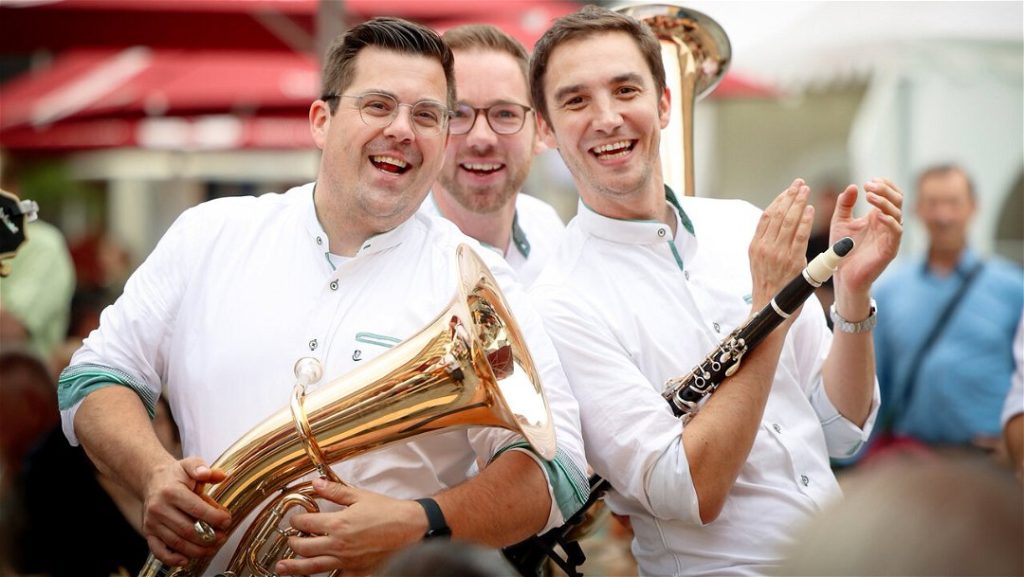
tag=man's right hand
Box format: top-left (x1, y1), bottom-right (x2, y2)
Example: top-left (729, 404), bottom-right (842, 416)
top-left (749, 178), bottom-right (814, 317)
top-left (142, 456), bottom-right (231, 566)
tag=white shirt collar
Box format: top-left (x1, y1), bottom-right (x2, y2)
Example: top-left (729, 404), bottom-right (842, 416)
top-left (303, 182), bottom-right (421, 270)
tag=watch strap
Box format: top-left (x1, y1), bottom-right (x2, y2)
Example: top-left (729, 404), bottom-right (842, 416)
top-left (415, 497), bottom-right (451, 539)
top-left (830, 298), bottom-right (878, 333)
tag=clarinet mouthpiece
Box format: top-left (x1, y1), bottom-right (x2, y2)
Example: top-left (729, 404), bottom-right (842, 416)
top-left (832, 236), bottom-right (854, 257)
top-left (805, 236), bottom-right (855, 286)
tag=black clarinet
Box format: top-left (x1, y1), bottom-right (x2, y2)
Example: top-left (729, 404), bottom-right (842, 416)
top-left (503, 237), bottom-right (855, 577)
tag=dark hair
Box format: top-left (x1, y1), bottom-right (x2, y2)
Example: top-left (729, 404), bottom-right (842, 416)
top-left (530, 5), bottom-right (666, 124)
top-left (443, 24), bottom-right (530, 88)
top-left (916, 163), bottom-right (976, 201)
top-left (320, 17), bottom-right (455, 113)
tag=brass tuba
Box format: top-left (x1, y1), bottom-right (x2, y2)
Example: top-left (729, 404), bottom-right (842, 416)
top-left (139, 244), bottom-right (557, 577)
top-left (614, 2), bottom-right (731, 197)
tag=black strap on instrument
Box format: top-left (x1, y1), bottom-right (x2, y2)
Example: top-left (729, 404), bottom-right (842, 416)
top-left (502, 475), bottom-right (609, 577)
top-left (882, 260), bottom-right (986, 430)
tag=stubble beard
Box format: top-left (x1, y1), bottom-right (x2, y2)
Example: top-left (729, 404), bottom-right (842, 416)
top-left (580, 154), bottom-right (654, 204)
top-left (438, 162), bottom-right (528, 215)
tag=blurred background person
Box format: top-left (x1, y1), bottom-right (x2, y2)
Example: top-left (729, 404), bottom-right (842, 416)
top-left (1, 351), bottom-right (180, 577)
top-left (871, 164), bottom-right (1024, 456)
top-left (1002, 312), bottom-right (1024, 479)
top-left (0, 151), bottom-right (76, 377)
top-left (778, 454), bottom-right (1023, 576)
top-left (422, 24), bottom-right (564, 287)
top-left (804, 181), bottom-right (840, 326)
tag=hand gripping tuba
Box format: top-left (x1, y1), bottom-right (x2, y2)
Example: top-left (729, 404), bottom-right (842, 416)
top-left (614, 2), bottom-right (731, 197)
top-left (139, 244), bottom-right (557, 577)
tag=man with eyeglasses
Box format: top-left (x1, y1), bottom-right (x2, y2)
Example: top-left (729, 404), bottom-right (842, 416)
top-left (57, 17), bottom-right (587, 576)
top-left (421, 24), bottom-right (566, 286)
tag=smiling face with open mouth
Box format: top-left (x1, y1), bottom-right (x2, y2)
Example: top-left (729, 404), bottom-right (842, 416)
top-left (435, 49), bottom-right (537, 216)
top-left (540, 31), bottom-right (670, 220)
top-left (311, 46), bottom-right (450, 252)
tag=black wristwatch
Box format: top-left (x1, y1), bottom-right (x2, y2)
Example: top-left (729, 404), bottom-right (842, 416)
top-left (415, 497), bottom-right (451, 539)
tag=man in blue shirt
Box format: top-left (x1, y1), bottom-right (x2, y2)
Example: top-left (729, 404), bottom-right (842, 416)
top-left (874, 164), bottom-right (1023, 447)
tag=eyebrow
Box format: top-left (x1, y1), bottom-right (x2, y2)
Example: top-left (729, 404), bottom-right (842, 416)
top-left (359, 89), bottom-right (445, 107)
top-left (552, 72), bottom-right (647, 103)
top-left (458, 98), bottom-right (530, 108)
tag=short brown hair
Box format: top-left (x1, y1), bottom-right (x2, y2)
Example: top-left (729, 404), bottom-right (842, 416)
top-left (529, 5), bottom-right (666, 124)
top-left (320, 17), bottom-right (455, 113)
top-left (917, 163), bottom-right (976, 201)
top-left (442, 24), bottom-right (530, 88)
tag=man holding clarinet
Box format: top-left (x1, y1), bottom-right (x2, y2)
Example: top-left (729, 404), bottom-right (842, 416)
top-left (524, 6), bottom-right (903, 575)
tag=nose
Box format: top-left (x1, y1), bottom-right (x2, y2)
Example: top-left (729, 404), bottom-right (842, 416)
top-left (592, 94), bottom-right (623, 133)
top-left (464, 110), bottom-right (498, 150)
top-left (383, 105), bottom-right (416, 141)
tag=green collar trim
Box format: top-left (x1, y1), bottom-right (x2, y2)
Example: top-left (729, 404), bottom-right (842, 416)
top-left (665, 185), bottom-right (695, 236)
top-left (511, 210), bottom-right (530, 258)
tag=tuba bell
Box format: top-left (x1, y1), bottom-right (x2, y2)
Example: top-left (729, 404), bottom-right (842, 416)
top-left (614, 2), bottom-right (731, 197)
top-left (139, 244), bottom-right (557, 577)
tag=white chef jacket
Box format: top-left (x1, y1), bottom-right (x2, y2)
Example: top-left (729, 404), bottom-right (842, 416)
top-left (531, 190), bottom-right (879, 576)
top-left (59, 183), bottom-right (588, 571)
top-left (420, 191), bottom-right (565, 286)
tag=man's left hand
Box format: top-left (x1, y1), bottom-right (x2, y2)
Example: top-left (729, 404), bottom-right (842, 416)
top-left (274, 478), bottom-right (429, 576)
top-left (830, 177), bottom-right (903, 295)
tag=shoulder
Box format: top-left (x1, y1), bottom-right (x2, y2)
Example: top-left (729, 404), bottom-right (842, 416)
top-left (192, 183), bottom-right (307, 220)
top-left (682, 195), bottom-right (762, 217)
top-left (19, 219), bottom-right (71, 263)
top-left (873, 261), bottom-right (917, 302)
top-left (984, 256), bottom-right (1024, 281)
top-left (530, 222), bottom-right (598, 303)
top-left (979, 256), bottom-right (1024, 305)
top-left (417, 191), bottom-right (441, 219)
top-left (681, 196), bottom-right (762, 232)
top-left (411, 211), bottom-right (517, 279)
top-left (516, 194), bottom-right (565, 224)
top-left (174, 184), bottom-right (309, 236)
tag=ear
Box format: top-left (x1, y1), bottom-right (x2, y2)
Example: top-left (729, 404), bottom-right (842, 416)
top-left (658, 86), bottom-right (671, 130)
top-left (528, 115), bottom-right (547, 155)
top-left (309, 100), bottom-right (331, 150)
top-left (537, 113), bottom-right (558, 150)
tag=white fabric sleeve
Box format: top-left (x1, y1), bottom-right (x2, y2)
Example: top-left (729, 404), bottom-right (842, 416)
top-left (532, 284), bottom-right (701, 524)
top-left (794, 293), bottom-right (881, 458)
top-left (465, 251), bottom-right (589, 534)
top-left (59, 206), bottom-right (200, 445)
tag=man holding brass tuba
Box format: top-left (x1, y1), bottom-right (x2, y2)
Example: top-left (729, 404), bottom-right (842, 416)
top-left (527, 6), bottom-right (903, 575)
top-left (57, 17), bottom-right (587, 576)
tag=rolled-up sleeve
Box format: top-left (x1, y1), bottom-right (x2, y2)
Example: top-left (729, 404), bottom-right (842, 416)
top-left (57, 206), bottom-right (197, 446)
top-left (467, 253), bottom-right (590, 534)
top-left (793, 297), bottom-right (881, 459)
top-left (532, 285), bottom-right (701, 524)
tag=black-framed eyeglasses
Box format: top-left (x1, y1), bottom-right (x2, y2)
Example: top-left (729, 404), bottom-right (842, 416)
top-left (449, 102), bottom-right (533, 136)
top-left (322, 92), bottom-right (449, 136)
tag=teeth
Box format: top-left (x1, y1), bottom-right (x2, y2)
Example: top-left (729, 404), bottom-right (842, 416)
top-left (462, 163), bottom-right (502, 171)
top-left (371, 155), bottom-right (408, 168)
top-left (593, 141), bottom-right (632, 154)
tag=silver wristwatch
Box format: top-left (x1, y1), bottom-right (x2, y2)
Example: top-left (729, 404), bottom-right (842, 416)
top-left (830, 299), bottom-right (878, 333)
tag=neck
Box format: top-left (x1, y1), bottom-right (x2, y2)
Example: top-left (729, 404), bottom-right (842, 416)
top-left (433, 189), bottom-right (515, 254)
top-left (927, 244), bottom-right (965, 275)
top-left (314, 186), bottom-right (382, 257)
top-left (584, 178), bottom-right (676, 235)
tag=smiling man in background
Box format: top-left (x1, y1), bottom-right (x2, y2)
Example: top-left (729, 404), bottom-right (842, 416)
top-left (422, 24), bottom-right (565, 286)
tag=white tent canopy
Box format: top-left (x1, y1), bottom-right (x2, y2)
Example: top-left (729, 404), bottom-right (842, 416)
top-left (679, 0), bottom-right (1023, 260)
